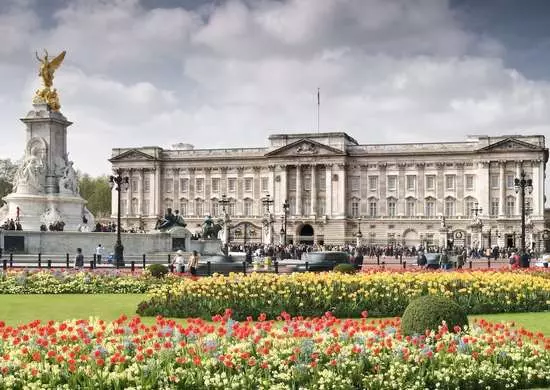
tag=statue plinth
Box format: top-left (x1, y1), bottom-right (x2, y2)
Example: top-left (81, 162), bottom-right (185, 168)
top-left (0, 103), bottom-right (94, 231)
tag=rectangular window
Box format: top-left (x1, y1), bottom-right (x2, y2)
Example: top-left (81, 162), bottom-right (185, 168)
top-left (195, 200), bottom-right (203, 216)
top-left (195, 178), bottom-right (204, 193)
top-left (143, 199), bottom-right (150, 216)
top-left (244, 200), bottom-right (253, 217)
top-left (351, 200), bottom-right (360, 217)
top-left (387, 200), bottom-right (396, 217)
top-left (318, 170), bottom-right (326, 191)
top-left (350, 176), bottom-right (360, 191)
top-left (490, 198), bottom-right (499, 216)
top-left (180, 178), bottom-right (188, 193)
top-left (425, 200), bottom-right (435, 217)
top-left (211, 202), bottom-right (219, 217)
top-left (211, 178), bottom-right (220, 193)
top-left (368, 200), bottom-right (377, 217)
top-left (303, 174), bottom-right (311, 191)
top-left (179, 200), bottom-right (187, 216)
top-left (445, 175), bottom-right (455, 190)
top-left (490, 174), bottom-right (499, 189)
top-left (406, 175), bottom-right (416, 191)
top-left (465, 175), bottom-right (474, 191)
top-left (131, 198), bottom-right (138, 215)
top-left (164, 178), bottom-right (173, 193)
top-left (444, 199), bottom-right (455, 216)
top-left (506, 198), bottom-right (515, 216)
top-left (368, 176), bottom-right (378, 191)
top-left (121, 200), bottom-right (127, 215)
top-left (244, 178), bottom-right (253, 192)
top-left (406, 199), bottom-right (416, 217)
top-left (465, 200), bottom-right (476, 217)
top-left (506, 174), bottom-right (514, 189)
top-left (318, 197), bottom-right (326, 215)
top-left (425, 175), bottom-right (435, 191)
top-left (387, 175), bottom-right (397, 191)
top-left (228, 178), bottom-right (236, 192)
top-left (131, 178), bottom-right (138, 192)
top-left (261, 177), bottom-right (269, 192)
top-left (144, 178), bottom-right (151, 193)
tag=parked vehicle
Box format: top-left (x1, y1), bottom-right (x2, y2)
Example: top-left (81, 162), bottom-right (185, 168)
top-left (425, 253), bottom-right (441, 270)
top-left (197, 255), bottom-right (248, 275)
top-left (284, 251), bottom-right (351, 272)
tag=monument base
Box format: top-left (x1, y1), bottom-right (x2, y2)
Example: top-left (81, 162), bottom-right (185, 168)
top-left (0, 192), bottom-right (94, 232)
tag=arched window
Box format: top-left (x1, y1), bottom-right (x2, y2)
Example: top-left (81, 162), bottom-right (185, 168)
top-left (506, 196), bottom-right (515, 216)
top-left (351, 197), bottom-right (361, 218)
top-left (444, 197), bottom-right (455, 217)
top-left (131, 198), bottom-right (139, 216)
top-left (367, 197), bottom-right (377, 217)
top-left (424, 197), bottom-right (435, 217)
top-left (164, 198), bottom-right (173, 211)
top-left (194, 198), bottom-right (204, 217)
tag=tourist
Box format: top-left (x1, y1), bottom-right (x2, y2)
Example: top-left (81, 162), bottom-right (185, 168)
top-left (173, 250), bottom-right (185, 273)
top-left (439, 250), bottom-right (450, 270)
top-left (74, 248), bottom-right (84, 270)
top-left (96, 244), bottom-right (103, 264)
top-left (188, 250), bottom-right (200, 276)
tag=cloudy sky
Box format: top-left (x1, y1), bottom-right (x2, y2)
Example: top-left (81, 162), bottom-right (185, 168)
top-left (1, 0), bottom-right (550, 184)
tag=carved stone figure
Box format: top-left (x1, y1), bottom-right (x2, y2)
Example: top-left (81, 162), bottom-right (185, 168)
top-left (59, 161), bottom-right (78, 195)
top-left (33, 49), bottom-right (66, 111)
top-left (13, 145), bottom-right (47, 194)
top-left (154, 208), bottom-right (186, 231)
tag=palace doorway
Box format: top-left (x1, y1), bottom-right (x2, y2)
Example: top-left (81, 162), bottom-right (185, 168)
top-left (298, 224), bottom-right (314, 244)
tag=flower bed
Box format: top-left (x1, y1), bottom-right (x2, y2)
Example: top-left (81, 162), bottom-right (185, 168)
top-left (0, 270), bottom-right (181, 294)
top-left (0, 312), bottom-right (548, 389)
top-left (137, 270), bottom-right (550, 319)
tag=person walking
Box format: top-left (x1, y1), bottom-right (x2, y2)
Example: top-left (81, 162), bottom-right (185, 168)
top-left (95, 244), bottom-right (104, 264)
top-left (439, 249), bottom-right (450, 270)
top-left (188, 250), bottom-right (200, 276)
top-left (74, 248), bottom-right (84, 270)
top-left (172, 250), bottom-right (186, 273)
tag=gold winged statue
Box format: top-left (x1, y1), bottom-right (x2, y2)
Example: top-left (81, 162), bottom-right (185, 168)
top-left (33, 49), bottom-right (66, 111)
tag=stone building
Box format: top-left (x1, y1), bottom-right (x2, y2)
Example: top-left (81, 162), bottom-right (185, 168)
top-left (110, 132), bottom-right (548, 250)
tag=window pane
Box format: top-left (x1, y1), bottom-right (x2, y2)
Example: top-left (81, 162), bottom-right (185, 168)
top-left (228, 178), bottom-right (236, 192)
top-left (164, 178), bottom-right (173, 193)
top-left (211, 178), bottom-right (220, 192)
top-left (387, 175), bottom-right (397, 191)
top-left (368, 176), bottom-right (378, 191)
top-left (244, 178), bottom-right (253, 192)
top-left (426, 175), bottom-right (435, 190)
top-left (261, 177), bottom-right (268, 192)
top-left (195, 178), bottom-right (204, 192)
top-left (180, 178), bottom-right (188, 192)
top-left (406, 175), bottom-right (416, 191)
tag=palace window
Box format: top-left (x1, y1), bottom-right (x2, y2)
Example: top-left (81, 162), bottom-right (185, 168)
top-left (244, 178), bottom-right (253, 192)
top-left (505, 197), bottom-right (515, 216)
top-left (405, 198), bottom-right (416, 217)
top-left (121, 200), bottom-right (128, 215)
top-left (211, 178), bottom-right (220, 193)
top-left (143, 199), bottom-right (150, 216)
top-left (180, 178), bottom-right (188, 193)
top-left (490, 174), bottom-right (499, 189)
top-left (261, 177), bottom-right (268, 192)
top-left (131, 178), bottom-right (138, 192)
top-left (406, 175), bottom-right (416, 191)
top-left (243, 199), bottom-right (253, 217)
top-left (464, 197), bottom-right (477, 217)
top-left (368, 176), bottom-right (378, 191)
top-left (195, 178), bottom-right (204, 193)
top-left (179, 199), bottom-right (188, 216)
top-left (368, 199), bottom-right (377, 217)
top-left (194, 199), bottom-right (204, 216)
top-left (317, 197), bottom-right (326, 215)
top-left (351, 198), bottom-right (360, 218)
top-left (387, 175), bottom-right (397, 191)
top-left (445, 175), bottom-right (455, 190)
top-left (228, 178), bottom-right (236, 192)
top-left (465, 175), bottom-right (474, 191)
top-left (350, 176), bottom-right (360, 191)
top-left (506, 174), bottom-right (514, 189)
top-left (490, 198), bottom-right (499, 216)
top-left (164, 178), bottom-right (173, 193)
top-left (211, 200), bottom-right (220, 217)
top-left (131, 198), bottom-right (139, 215)
top-left (387, 198), bottom-right (396, 217)
top-left (303, 174), bottom-right (311, 191)
top-left (144, 178), bottom-right (151, 193)
top-left (425, 175), bottom-right (435, 191)
top-left (425, 198), bottom-right (435, 217)
top-left (444, 198), bottom-right (455, 216)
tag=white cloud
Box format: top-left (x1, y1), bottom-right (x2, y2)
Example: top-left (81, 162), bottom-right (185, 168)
top-left (0, 0), bottom-right (548, 199)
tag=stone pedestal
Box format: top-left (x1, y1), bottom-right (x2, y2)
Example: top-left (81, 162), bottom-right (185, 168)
top-left (0, 103), bottom-right (94, 231)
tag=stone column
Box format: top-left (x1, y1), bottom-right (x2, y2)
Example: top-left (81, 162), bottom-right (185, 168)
top-left (188, 168), bottom-right (196, 216)
top-left (416, 163), bottom-right (425, 215)
top-left (279, 165), bottom-right (288, 214)
top-left (498, 161), bottom-right (506, 216)
top-left (325, 165), bottom-right (333, 217)
top-left (397, 162), bottom-right (406, 216)
top-left (311, 165), bottom-right (317, 216)
top-left (536, 160), bottom-right (544, 216)
top-left (378, 163), bottom-right (387, 216)
top-left (237, 167), bottom-right (244, 216)
top-left (456, 162), bottom-right (464, 216)
top-left (336, 163), bottom-right (346, 217)
top-left (126, 169), bottom-right (132, 216)
top-left (476, 161), bottom-right (490, 217)
top-left (436, 162), bottom-right (445, 216)
top-left (139, 168), bottom-right (144, 215)
top-left (296, 164), bottom-right (302, 216)
top-left (204, 168), bottom-right (211, 210)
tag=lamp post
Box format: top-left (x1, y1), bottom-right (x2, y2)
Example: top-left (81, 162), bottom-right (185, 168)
top-left (262, 194), bottom-right (274, 244)
top-left (281, 199), bottom-right (290, 245)
top-left (109, 168), bottom-right (129, 268)
top-left (471, 202), bottom-right (483, 249)
top-left (514, 170), bottom-right (533, 257)
top-left (218, 194), bottom-right (231, 247)
top-left (355, 217), bottom-right (363, 246)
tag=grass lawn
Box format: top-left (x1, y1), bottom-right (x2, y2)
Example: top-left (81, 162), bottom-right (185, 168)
top-left (0, 295), bottom-right (549, 335)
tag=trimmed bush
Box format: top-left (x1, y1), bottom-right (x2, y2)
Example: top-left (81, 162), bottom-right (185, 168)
top-left (147, 264), bottom-right (169, 278)
top-left (333, 264), bottom-right (356, 274)
top-left (401, 295), bottom-right (468, 336)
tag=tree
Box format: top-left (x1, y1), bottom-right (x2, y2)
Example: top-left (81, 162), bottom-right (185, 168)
top-left (0, 159), bottom-right (19, 206)
top-left (78, 174), bottom-right (111, 218)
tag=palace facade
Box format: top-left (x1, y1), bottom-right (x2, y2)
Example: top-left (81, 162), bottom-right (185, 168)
top-left (110, 132), bottom-right (548, 249)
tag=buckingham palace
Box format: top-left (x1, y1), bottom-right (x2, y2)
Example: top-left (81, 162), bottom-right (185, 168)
top-left (110, 132), bottom-right (548, 249)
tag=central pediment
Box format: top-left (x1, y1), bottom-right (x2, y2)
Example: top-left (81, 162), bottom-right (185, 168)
top-left (265, 139), bottom-right (346, 157)
top-left (109, 149), bottom-right (156, 162)
top-left (477, 137), bottom-right (540, 152)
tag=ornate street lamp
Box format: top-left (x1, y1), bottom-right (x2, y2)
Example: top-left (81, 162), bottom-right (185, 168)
top-left (262, 194), bottom-right (274, 244)
top-left (109, 169), bottom-right (129, 268)
top-left (514, 170), bottom-right (533, 258)
top-left (281, 199), bottom-right (290, 245)
top-left (470, 202), bottom-right (483, 249)
top-left (355, 217), bottom-right (363, 246)
top-left (218, 194), bottom-right (231, 247)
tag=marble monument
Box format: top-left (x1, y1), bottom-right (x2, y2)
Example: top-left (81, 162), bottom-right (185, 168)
top-left (0, 50), bottom-right (94, 231)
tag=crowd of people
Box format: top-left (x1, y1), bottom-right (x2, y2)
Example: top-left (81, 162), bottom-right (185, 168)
top-left (1, 219), bottom-right (22, 231)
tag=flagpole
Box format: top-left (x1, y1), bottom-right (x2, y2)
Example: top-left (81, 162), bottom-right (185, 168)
top-left (317, 87), bottom-right (320, 134)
